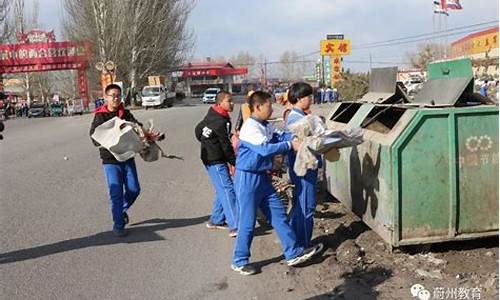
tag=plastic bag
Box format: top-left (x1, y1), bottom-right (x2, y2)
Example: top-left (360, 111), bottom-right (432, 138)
top-left (307, 127), bottom-right (364, 154)
top-left (287, 115), bottom-right (364, 175)
top-left (91, 117), bottom-right (144, 162)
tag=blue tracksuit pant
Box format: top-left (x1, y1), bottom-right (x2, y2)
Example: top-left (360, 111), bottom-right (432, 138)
top-left (103, 160), bottom-right (141, 230)
top-left (288, 155), bottom-right (318, 248)
top-left (232, 170), bottom-right (304, 267)
top-left (206, 164), bottom-right (238, 230)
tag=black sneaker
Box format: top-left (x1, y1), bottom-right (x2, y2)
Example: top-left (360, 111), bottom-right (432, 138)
top-left (231, 264), bottom-right (257, 276)
top-left (123, 212), bottom-right (129, 225)
top-left (112, 228), bottom-right (127, 237)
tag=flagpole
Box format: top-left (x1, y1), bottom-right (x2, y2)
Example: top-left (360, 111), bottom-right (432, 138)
top-left (438, 13), bottom-right (442, 59)
top-left (433, 1), bottom-right (436, 40)
top-left (444, 14), bottom-right (448, 59)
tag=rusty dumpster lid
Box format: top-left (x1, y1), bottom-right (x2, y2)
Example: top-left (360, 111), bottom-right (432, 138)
top-left (412, 77), bottom-right (473, 106)
top-left (359, 67), bottom-right (410, 104)
top-left (412, 58), bottom-right (476, 106)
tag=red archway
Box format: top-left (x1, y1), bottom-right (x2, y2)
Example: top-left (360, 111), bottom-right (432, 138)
top-left (0, 30), bottom-right (91, 105)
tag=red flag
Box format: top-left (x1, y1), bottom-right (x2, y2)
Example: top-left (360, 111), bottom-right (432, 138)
top-left (446, 0), bottom-right (463, 10)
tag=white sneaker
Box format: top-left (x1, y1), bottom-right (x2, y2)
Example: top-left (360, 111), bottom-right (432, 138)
top-left (231, 264), bottom-right (257, 276)
top-left (287, 243), bottom-right (323, 267)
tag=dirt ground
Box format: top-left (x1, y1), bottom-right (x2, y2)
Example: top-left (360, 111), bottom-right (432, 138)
top-left (282, 195), bottom-right (498, 300)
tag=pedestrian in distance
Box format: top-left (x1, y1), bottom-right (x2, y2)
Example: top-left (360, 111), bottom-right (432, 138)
top-left (332, 88), bottom-right (339, 103)
top-left (89, 83), bottom-right (161, 237)
top-left (315, 86), bottom-right (324, 105)
top-left (324, 86), bottom-right (333, 104)
top-left (285, 82), bottom-right (324, 252)
top-left (195, 91), bottom-right (239, 238)
top-left (231, 91), bottom-right (322, 276)
top-left (22, 102), bottom-right (29, 117)
top-left (480, 80), bottom-right (489, 98)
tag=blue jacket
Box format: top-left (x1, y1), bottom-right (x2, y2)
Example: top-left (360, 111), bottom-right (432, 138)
top-left (236, 117), bottom-right (292, 172)
top-left (286, 107), bottom-right (306, 128)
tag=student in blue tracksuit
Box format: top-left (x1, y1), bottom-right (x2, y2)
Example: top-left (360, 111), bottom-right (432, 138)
top-left (285, 82), bottom-right (324, 251)
top-left (231, 91), bottom-right (322, 276)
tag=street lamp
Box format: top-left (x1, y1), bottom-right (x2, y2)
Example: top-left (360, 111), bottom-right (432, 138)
top-left (96, 60), bottom-right (116, 95)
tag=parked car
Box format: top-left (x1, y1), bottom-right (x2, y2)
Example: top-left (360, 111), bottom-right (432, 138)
top-left (404, 77), bottom-right (424, 95)
top-left (202, 88), bottom-right (221, 104)
top-left (28, 102), bottom-right (48, 118)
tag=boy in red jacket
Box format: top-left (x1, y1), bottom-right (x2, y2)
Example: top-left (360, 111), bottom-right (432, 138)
top-left (90, 84), bottom-right (160, 237)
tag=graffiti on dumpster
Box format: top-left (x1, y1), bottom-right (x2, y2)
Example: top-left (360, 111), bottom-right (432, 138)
top-left (458, 135), bottom-right (498, 168)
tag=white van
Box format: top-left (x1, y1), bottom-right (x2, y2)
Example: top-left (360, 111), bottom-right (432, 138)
top-left (141, 85), bottom-right (174, 109)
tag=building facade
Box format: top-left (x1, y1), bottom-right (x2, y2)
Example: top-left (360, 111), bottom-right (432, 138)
top-left (451, 27), bottom-right (499, 77)
top-left (174, 61), bottom-right (248, 97)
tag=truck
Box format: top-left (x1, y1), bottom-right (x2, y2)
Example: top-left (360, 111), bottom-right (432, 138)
top-left (141, 76), bottom-right (176, 109)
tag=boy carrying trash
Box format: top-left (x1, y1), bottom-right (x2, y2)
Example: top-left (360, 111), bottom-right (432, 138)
top-left (231, 91), bottom-right (323, 276)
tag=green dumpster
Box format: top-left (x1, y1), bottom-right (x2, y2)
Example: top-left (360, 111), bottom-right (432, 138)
top-left (325, 59), bottom-right (498, 247)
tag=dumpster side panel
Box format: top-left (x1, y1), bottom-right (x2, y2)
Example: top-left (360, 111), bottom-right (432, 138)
top-left (456, 111), bottom-right (499, 234)
top-left (325, 147), bottom-right (351, 207)
top-left (399, 114), bottom-right (451, 240)
top-left (326, 142), bottom-right (394, 244)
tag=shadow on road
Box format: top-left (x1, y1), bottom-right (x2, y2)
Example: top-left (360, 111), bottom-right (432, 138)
top-left (314, 220), bottom-right (368, 252)
top-left (305, 266), bottom-right (393, 300)
top-left (0, 215), bottom-right (209, 264)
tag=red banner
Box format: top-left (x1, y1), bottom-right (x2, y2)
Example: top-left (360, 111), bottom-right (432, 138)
top-left (181, 67), bottom-right (247, 78)
top-left (0, 41), bottom-right (91, 67)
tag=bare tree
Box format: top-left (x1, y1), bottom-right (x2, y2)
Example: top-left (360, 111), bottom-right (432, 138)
top-left (13, 0), bottom-right (25, 36)
top-left (0, 0), bottom-right (12, 42)
top-left (124, 0), bottom-right (194, 89)
top-left (62, 0), bottom-right (195, 91)
top-left (336, 69), bottom-right (369, 101)
top-left (230, 51), bottom-right (259, 79)
top-left (405, 43), bottom-right (443, 70)
top-left (279, 50), bottom-right (305, 81)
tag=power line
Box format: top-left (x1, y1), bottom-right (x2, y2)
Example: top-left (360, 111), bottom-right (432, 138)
top-left (354, 25), bottom-right (497, 50)
top-left (354, 20), bottom-right (497, 47)
top-left (233, 59), bottom-right (409, 67)
top-left (297, 20), bottom-right (498, 57)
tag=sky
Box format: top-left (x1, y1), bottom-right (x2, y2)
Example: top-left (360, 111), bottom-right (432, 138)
top-left (30, 0), bottom-right (500, 74)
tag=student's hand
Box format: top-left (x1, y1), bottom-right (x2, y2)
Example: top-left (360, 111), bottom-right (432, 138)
top-left (291, 138), bottom-right (301, 152)
top-left (228, 164), bottom-right (236, 177)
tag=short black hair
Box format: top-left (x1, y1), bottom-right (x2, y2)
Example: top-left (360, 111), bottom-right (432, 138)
top-left (216, 90), bottom-right (231, 103)
top-left (249, 91), bottom-right (272, 113)
top-left (287, 82), bottom-right (313, 104)
top-left (105, 84), bottom-right (121, 94)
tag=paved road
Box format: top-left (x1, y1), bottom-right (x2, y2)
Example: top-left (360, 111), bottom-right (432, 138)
top-left (0, 98), bottom-right (327, 300)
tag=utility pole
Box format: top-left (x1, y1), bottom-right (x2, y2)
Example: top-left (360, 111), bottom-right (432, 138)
top-left (264, 59), bottom-right (268, 89)
top-left (321, 55), bottom-right (325, 86)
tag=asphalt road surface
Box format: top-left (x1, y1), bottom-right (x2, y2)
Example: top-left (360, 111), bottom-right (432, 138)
top-left (0, 97), bottom-right (325, 300)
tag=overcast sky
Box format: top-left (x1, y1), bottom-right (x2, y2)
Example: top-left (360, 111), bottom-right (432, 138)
top-left (33, 0), bottom-right (500, 73)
